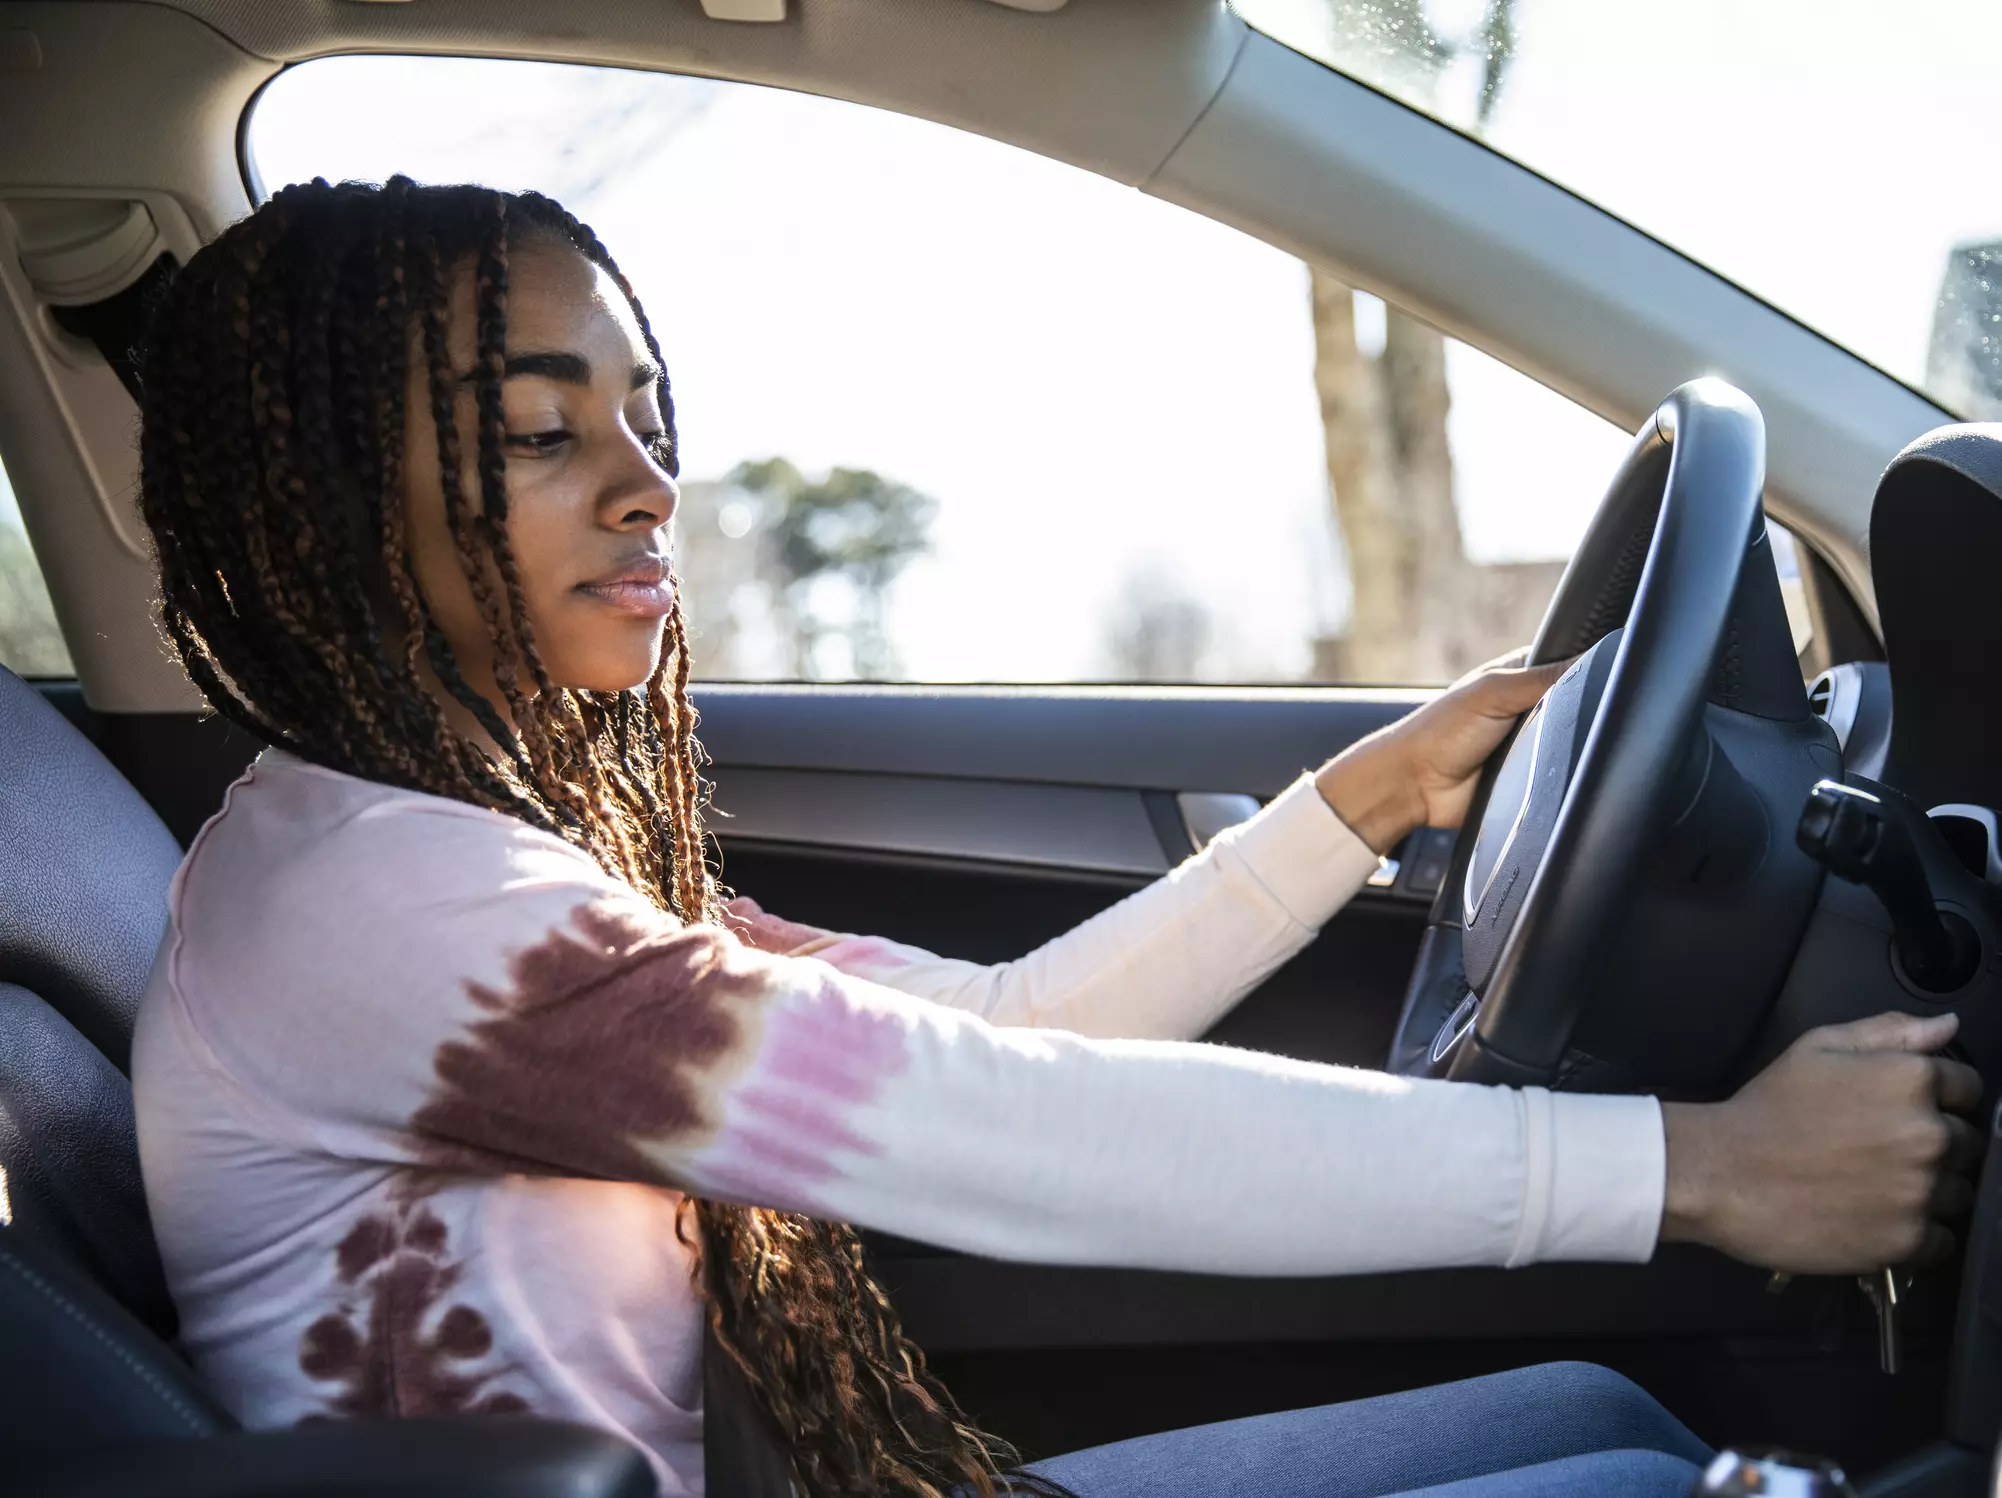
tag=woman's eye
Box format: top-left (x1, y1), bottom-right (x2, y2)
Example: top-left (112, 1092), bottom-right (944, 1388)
top-left (505, 429), bottom-right (572, 456)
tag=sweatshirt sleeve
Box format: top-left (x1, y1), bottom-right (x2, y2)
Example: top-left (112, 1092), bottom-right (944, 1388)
top-left (203, 801), bottom-right (1665, 1277)
top-left (680, 959), bottom-right (1669, 1274)
top-left (725, 773), bottom-right (1383, 1042)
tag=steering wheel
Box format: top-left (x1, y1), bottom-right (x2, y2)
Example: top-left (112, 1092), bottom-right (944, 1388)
top-left (1386, 378), bottom-right (1830, 1091)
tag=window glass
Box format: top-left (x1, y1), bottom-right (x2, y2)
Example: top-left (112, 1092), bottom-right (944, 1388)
top-left (1769, 522), bottom-right (1814, 660)
top-left (0, 456), bottom-right (73, 677)
top-left (1234, 0), bottom-right (2002, 421)
top-left (248, 56), bottom-right (1799, 685)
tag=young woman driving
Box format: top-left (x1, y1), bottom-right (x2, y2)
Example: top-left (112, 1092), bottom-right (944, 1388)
top-left (131, 179), bottom-right (1980, 1498)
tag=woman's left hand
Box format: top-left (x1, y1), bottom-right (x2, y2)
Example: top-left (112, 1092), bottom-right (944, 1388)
top-left (1313, 651), bottom-right (1572, 854)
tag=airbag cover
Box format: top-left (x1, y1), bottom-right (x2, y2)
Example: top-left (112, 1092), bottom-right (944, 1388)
top-left (1462, 634), bottom-right (1621, 993)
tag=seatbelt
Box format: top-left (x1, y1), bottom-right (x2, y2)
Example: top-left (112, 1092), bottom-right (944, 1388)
top-left (702, 1320), bottom-right (797, 1498)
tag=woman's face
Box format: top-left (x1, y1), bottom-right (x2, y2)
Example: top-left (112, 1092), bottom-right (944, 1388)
top-left (402, 234), bottom-right (680, 705)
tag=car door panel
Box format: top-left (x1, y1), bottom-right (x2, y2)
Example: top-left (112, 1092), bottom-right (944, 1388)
top-left (692, 684), bottom-right (1427, 797)
top-left (875, 1247), bottom-right (1832, 1353)
top-left (716, 841), bottom-right (1420, 1072)
top-left (712, 768), bottom-right (1172, 878)
top-left (699, 684), bottom-right (1443, 1078)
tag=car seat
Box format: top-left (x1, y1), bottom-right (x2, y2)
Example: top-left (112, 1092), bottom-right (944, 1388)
top-left (0, 665), bottom-right (657, 1496)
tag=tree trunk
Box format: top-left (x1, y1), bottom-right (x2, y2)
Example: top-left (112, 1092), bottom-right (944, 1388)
top-left (1380, 305), bottom-right (1468, 682)
top-left (1309, 267), bottom-right (1407, 683)
top-left (1309, 270), bottom-right (1476, 683)
top-left (1304, 3), bottom-right (1539, 685)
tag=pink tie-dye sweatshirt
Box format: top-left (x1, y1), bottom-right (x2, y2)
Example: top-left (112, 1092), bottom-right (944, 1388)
top-left (132, 749), bottom-right (1666, 1493)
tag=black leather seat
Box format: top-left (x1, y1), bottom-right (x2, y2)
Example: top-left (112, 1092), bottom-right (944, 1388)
top-left (0, 666), bottom-right (183, 1075)
top-left (0, 667), bottom-right (655, 1496)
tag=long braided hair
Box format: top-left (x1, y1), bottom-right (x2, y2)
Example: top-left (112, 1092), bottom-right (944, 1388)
top-left (136, 177), bottom-right (1066, 1498)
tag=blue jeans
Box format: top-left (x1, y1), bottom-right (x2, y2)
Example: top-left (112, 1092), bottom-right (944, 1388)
top-left (1026, 1362), bottom-right (1711, 1497)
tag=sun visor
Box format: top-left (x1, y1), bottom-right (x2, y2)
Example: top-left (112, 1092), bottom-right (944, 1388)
top-left (1871, 423), bottom-right (2002, 811)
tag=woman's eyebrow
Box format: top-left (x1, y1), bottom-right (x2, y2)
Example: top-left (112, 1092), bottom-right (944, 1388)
top-left (459, 351), bottom-right (593, 386)
top-left (459, 352), bottom-right (661, 390)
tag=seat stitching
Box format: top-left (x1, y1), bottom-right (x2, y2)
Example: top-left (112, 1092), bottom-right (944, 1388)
top-left (0, 1243), bottom-right (212, 1434)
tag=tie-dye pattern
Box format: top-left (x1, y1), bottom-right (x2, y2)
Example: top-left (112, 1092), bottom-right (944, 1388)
top-left (723, 896), bottom-right (928, 983)
top-left (690, 975), bottom-right (911, 1211)
top-left (298, 1193), bottom-right (529, 1420)
top-left (722, 897), bottom-right (842, 959)
top-left (133, 749), bottom-right (1667, 1495)
top-left (413, 901), bottom-right (759, 1182)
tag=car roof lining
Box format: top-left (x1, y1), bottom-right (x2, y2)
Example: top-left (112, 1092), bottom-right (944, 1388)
top-left (180, 0), bottom-right (1244, 189)
top-left (0, 0), bottom-right (1936, 709)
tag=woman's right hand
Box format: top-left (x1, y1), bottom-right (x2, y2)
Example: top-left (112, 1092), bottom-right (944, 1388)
top-left (1660, 1012), bottom-right (1983, 1274)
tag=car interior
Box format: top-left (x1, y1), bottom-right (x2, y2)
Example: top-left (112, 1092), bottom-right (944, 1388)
top-left (4, 1), bottom-right (2002, 1494)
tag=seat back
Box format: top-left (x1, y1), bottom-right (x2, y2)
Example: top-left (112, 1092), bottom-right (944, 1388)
top-left (0, 981), bottom-right (176, 1333)
top-left (0, 1208), bottom-right (231, 1457)
top-left (0, 668), bottom-right (184, 1071)
top-left (0, 668), bottom-right (232, 1452)
top-left (0, 668), bottom-right (715, 1489)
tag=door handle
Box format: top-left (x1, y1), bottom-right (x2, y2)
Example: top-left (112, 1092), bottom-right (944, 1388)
top-left (1176, 788), bottom-right (1407, 892)
top-left (1175, 791), bottom-right (1260, 851)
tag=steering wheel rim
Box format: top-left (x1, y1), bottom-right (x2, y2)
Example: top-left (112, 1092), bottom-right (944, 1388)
top-left (1394, 378), bottom-right (1769, 1087)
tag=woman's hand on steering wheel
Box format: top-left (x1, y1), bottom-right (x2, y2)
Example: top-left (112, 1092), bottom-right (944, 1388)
top-left (1315, 650), bottom-right (1573, 854)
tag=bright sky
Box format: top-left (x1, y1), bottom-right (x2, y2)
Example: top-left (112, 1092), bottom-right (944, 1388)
top-left (1250, 0), bottom-right (2002, 391)
top-left (245, 2), bottom-right (2000, 683)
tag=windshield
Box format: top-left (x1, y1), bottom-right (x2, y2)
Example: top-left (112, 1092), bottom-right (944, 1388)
top-left (1235, 0), bottom-right (2002, 420)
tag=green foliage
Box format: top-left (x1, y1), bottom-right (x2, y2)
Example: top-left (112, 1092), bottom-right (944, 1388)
top-left (730, 457), bottom-right (937, 597)
top-left (726, 457), bottom-right (937, 679)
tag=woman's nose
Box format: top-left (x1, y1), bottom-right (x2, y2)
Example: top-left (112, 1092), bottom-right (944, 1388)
top-left (605, 464), bottom-right (678, 532)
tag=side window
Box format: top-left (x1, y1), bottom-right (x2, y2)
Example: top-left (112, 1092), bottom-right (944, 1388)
top-left (0, 455), bottom-right (73, 677)
top-left (248, 57), bottom-right (1807, 686)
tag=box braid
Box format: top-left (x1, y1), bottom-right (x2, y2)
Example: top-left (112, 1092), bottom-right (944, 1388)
top-left (136, 177), bottom-right (1067, 1498)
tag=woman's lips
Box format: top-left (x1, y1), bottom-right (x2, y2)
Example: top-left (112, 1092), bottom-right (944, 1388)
top-left (578, 578), bottom-right (675, 616)
top-left (577, 558), bottom-right (674, 617)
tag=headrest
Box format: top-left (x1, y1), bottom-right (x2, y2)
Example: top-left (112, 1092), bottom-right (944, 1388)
top-left (1872, 423), bottom-right (2002, 811)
